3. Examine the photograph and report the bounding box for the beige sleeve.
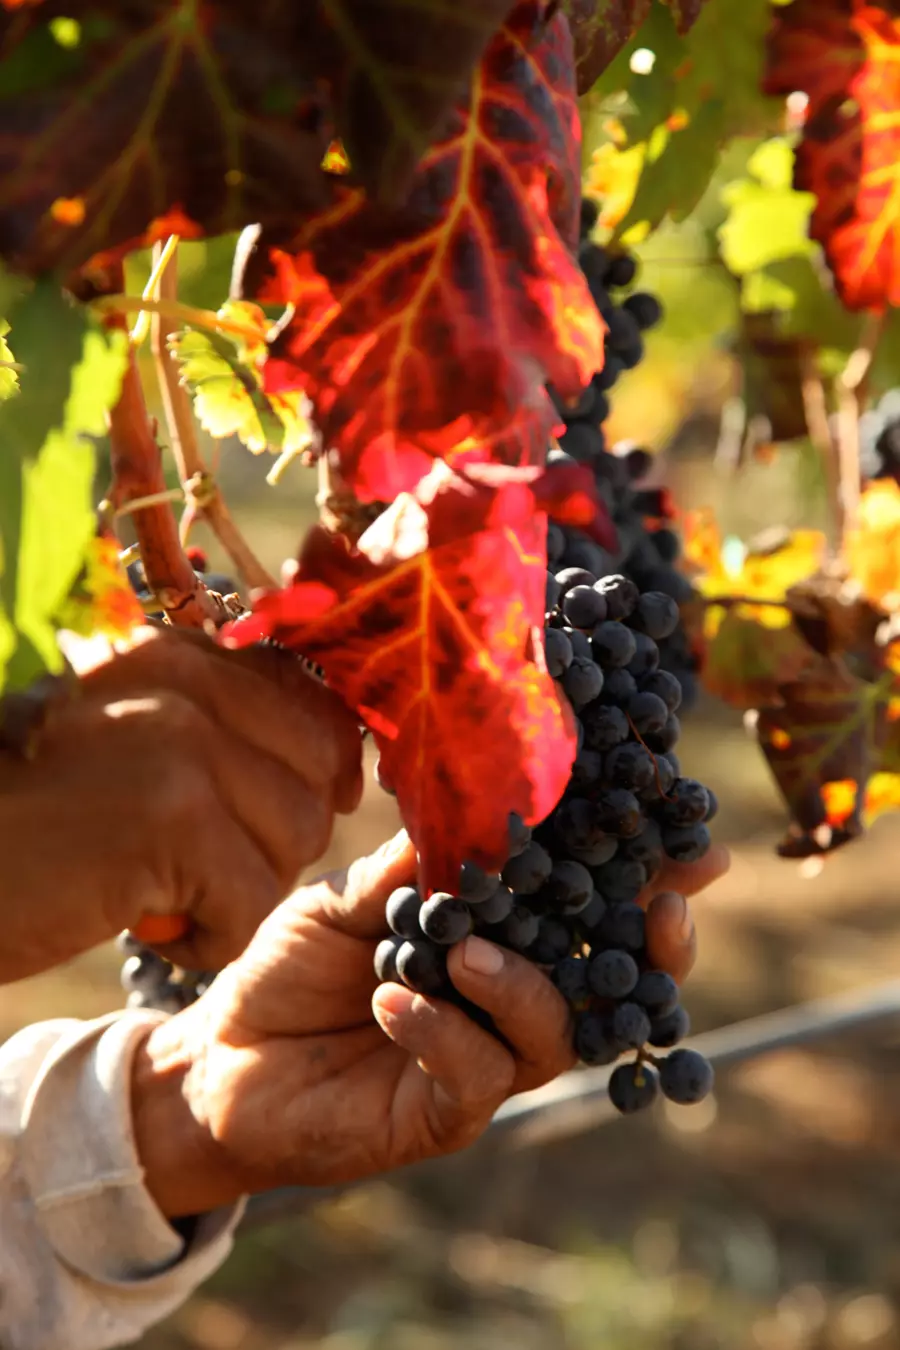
[0,1011,246,1350]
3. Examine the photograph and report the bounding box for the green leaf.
[719,140,816,279]
[0,281,127,694]
[613,98,724,241]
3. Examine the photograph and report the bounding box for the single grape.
[618,819,664,875]
[563,584,608,629]
[477,884,516,925]
[420,893,474,945]
[396,939,448,995]
[554,797,607,852]
[575,1011,621,1066]
[543,859,594,915]
[633,970,679,1016]
[458,862,501,904]
[386,885,423,940]
[588,948,639,999]
[593,857,647,905]
[593,788,644,838]
[648,1004,690,1047]
[571,747,604,787]
[662,778,711,827]
[623,291,664,331]
[528,916,574,965]
[591,618,639,666]
[597,668,638,708]
[568,836,619,867]
[545,626,574,678]
[120,951,171,995]
[662,823,711,864]
[576,889,608,932]
[644,713,680,753]
[603,742,656,793]
[659,1048,714,1104]
[499,904,541,951]
[626,630,660,678]
[599,902,646,952]
[628,591,679,641]
[594,574,639,621]
[612,1001,652,1049]
[552,955,590,1002]
[626,690,669,738]
[639,668,683,714]
[561,655,604,709]
[501,841,553,894]
[704,788,719,822]
[561,626,592,661]
[555,566,597,593]
[606,253,638,288]
[374,935,404,983]
[582,701,629,752]
[608,1061,659,1114]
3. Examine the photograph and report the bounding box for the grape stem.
[799,347,841,554]
[107,332,225,629]
[150,241,277,593]
[835,311,884,544]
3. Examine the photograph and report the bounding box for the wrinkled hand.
[132,832,729,1218]
[0,627,363,982]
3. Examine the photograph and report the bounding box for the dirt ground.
[6,691,900,1350]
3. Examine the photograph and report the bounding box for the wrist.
[130,1008,251,1219]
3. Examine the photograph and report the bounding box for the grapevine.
[6,0,900,1137]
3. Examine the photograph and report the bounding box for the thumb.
[315,829,417,938]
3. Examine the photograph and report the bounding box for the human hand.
[130,832,729,1218]
[0,626,363,983]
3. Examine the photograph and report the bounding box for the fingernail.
[462,936,504,976]
[675,893,694,942]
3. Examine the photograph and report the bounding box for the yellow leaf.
[844,479,900,604]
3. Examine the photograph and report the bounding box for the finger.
[149,803,282,970]
[310,830,418,938]
[644,891,696,984]
[83,627,364,813]
[372,982,515,1154]
[446,937,577,1093]
[643,843,730,905]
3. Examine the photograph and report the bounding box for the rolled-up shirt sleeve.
[0,1010,245,1350]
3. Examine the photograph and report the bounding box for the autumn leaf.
[699,607,819,709]
[844,478,900,604]
[226,0,523,204]
[238,1,602,502]
[756,670,884,856]
[223,461,608,895]
[764,0,900,311]
[0,3,336,275]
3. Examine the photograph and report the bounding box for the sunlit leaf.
[223,461,608,894]
[169,301,318,469]
[844,478,900,605]
[765,0,900,311]
[0,280,127,692]
[241,1,601,502]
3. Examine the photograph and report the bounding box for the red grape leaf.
[0,3,333,276]
[764,0,900,310]
[215,0,522,204]
[566,0,712,92]
[238,1,602,503]
[223,461,608,894]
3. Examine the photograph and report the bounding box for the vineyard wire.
[245,977,900,1228]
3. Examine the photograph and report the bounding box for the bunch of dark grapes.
[117,932,215,1012]
[374,566,716,1115]
[546,198,701,711]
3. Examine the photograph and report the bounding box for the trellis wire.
[245,978,900,1229]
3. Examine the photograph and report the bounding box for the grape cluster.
[117,932,215,1013]
[374,565,716,1115]
[546,198,701,710]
